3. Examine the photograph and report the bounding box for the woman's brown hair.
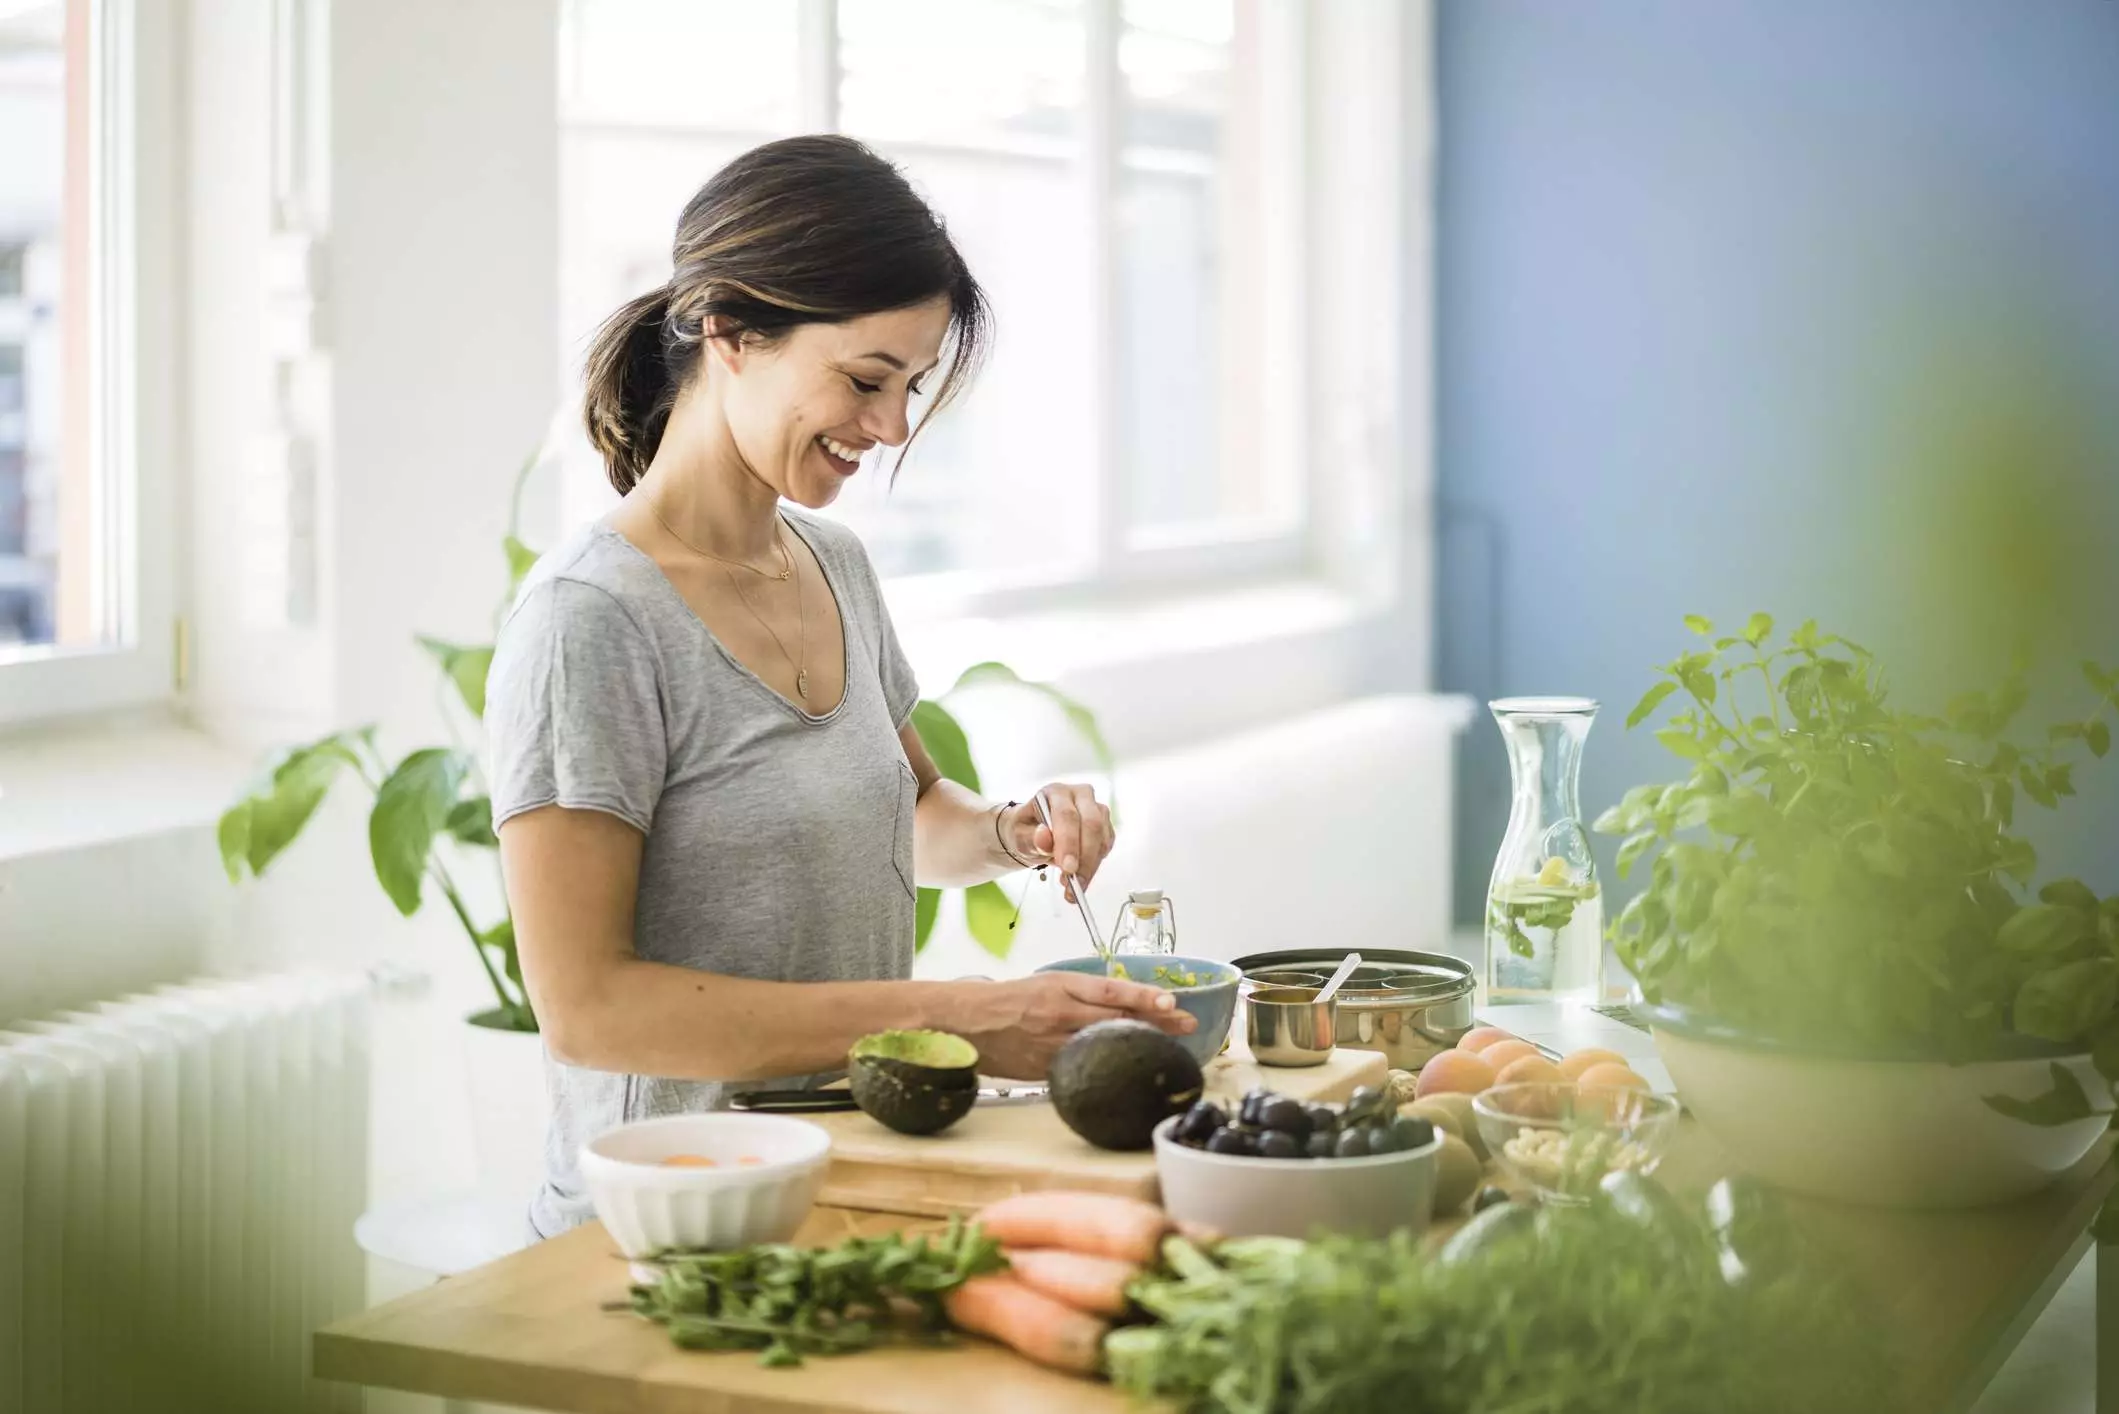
[581,135,990,493]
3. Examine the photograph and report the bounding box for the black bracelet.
[994,801,1043,871]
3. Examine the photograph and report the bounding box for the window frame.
[0,0,179,731]
[558,0,1400,618]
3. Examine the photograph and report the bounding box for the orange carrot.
[944,1273,1108,1374]
[975,1191,1170,1265]
[1002,1248,1138,1317]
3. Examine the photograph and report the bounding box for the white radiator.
[0,971,370,1414]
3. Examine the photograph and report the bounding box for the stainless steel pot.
[1231,948,1475,1072]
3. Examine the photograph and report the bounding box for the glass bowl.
[1472,1082,1679,1204]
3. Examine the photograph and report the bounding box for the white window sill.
[0,711,254,863]
[898,576,1374,692]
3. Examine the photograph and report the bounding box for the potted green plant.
[1597,614,2117,1206]
[218,456,1112,1196]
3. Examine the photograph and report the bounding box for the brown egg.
[1456,1026,1521,1054]
[1416,1049,1498,1099]
[1478,1039,1541,1072]
[1557,1048,1629,1081]
[1494,1055,1568,1089]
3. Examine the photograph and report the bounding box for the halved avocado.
[848,1030,981,1136]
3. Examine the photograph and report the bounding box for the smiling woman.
[488,135,1193,1241]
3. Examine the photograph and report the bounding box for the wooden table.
[318,1127,2117,1414]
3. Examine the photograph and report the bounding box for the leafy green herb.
[1598,617,2119,1092]
[629,1218,1006,1367]
[1108,1192,1888,1414]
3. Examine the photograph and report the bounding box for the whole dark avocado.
[848,1030,980,1136]
[1049,1019,1206,1151]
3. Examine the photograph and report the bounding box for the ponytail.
[581,285,682,495]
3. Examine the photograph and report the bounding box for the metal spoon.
[1313,952,1364,1006]
[1032,789,1107,961]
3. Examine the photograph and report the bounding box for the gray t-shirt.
[485,509,920,1238]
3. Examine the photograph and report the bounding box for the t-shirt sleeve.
[486,576,668,834]
[877,590,920,728]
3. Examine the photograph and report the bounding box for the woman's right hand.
[951,972,1198,1081]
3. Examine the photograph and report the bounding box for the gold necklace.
[647,498,793,581]
[722,537,810,703]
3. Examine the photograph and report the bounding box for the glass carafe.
[1484,697,1604,1004]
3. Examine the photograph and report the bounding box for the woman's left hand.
[1004,784,1114,899]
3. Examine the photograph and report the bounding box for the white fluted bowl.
[580,1113,832,1259]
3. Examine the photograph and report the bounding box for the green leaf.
[419,636,495,718]
[909,700,979,793]
[2046,764,2076,798]
[963,881,1016,960]
[1997,837,2039,886]
[1682,668,1718,707]
[504,535,539,591]
[1982,1062,2097,1127]
[2089,721,2112,758]
[1626,681,1678,730]
[1654,728,1710,762]
[217,802,253,882]
[446,796,499,848]
[1998,903,2095,958]
[235,737,359,878]
[1615,831,1657,881]
[1791,619,1820,650]
[1742,613,1774,647]
[914,886,941,953]
[2014,959,2119,1043]
[949,662,1119,805]
[2020,762,2058,810]
[2085,661,2113,694]
[369,748,469,915]
[2039,879,2102,914]
[2092,1019,2119,1084]
[1683,615,1714,637]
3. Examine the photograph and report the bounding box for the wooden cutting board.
[810,1043,1388,1217]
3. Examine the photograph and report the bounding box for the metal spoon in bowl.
[1314,952,1364,1006]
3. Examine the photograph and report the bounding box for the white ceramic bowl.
[1652,1020,2106,1208]
[580,1113,832,1258]
[1152,1115,1442,1239]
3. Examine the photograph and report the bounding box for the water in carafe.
[1484,697,1605,1005]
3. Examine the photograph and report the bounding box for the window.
[555,0,1376,608]
[0,0,174,727]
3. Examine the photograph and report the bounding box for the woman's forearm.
[543,960,997,1080]
[912,777,1029,888]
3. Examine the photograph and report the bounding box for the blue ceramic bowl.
[1035,955,1240,1067]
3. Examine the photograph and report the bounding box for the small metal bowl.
[1245,986,1337,1068]
[1240,968,1328,996]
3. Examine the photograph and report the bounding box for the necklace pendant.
[797,670,810,701]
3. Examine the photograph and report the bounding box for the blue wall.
[1436,0,2119,925]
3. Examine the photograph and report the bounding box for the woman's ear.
[702,312,748,375]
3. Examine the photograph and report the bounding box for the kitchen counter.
[316,1125,2115,1414]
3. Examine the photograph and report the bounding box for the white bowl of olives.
[1152,1083,1443,1239]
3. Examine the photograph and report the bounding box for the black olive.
[1258,1097,1312,1138]
[1206,1127,1257,1157]
[1333,1127,1371,1159]
[1306,1130,1336,1159]
[1364,1122,1400,1154]
[1473,1186,1512,1213]
[1302,1101,1339,1134]
[1391,1116,1435,1151]
[1256,1129,1301,1160]
[1173,1100,1226,1146]
[1238,1088,1273,1126]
